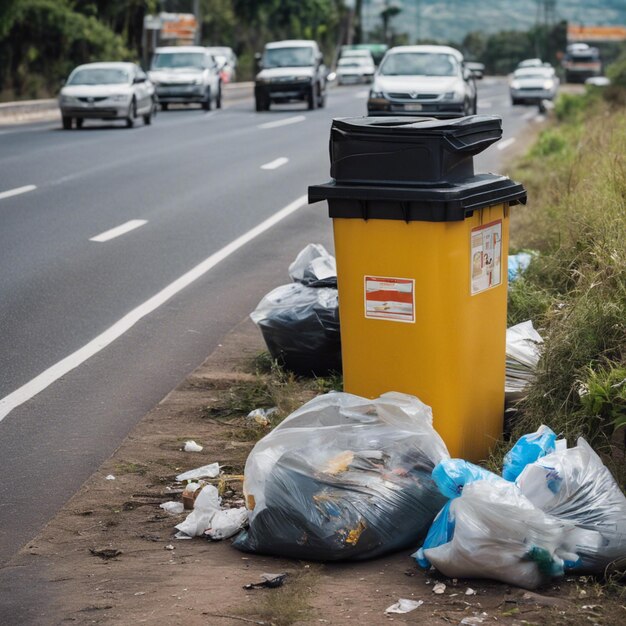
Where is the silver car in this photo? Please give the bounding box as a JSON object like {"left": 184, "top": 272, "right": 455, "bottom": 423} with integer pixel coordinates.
{"left": 59, "top": 62, "right": 155, "bottom": 130}
{"left": 336, "top": 57, "right": 375, "bottom": 85}
{"left": 367, "top": 45, "right": 477, "bottom": 118}
{"left": 510, "top": 66, "right": 559, "bottom": 105}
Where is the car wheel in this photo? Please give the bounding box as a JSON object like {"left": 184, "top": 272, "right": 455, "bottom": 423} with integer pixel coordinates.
{"left": 62, "top": 116, "right": 72, "bottom": 130}
{"left": 472, "top": 97, "right": 478, "bottom": 115}
{"left": 126, "top": 99, "right": 136, "bottom": 128}
{"left": 160, "top": 102, "right": 169, "bottom": 111}
{"left": 511, "top": 98, "right": 519, "bottom": 106}
{"left": 216, "top": 84, "right": 222, "bottom": 109}
{"left": 202, "top": 88, "right": 212, "bottom": 111}
{"left": 317, "top": 84, "right": 326, "bottom": 108}
{"left": 463, "top": 99, "right": 471, "bottom": 116}
{"left": 307, "top": 84, "right": 317, "bottom": 110}
{"left": 75, "top": 118, "right": 83, "bottom": 129}
{"left": 143, "top": 108, "right": 152, "bottom": 125}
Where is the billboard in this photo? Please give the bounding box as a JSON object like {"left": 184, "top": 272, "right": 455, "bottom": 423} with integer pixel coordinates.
{"left": 568, "top": 24, "right": 626, "bottom": 43}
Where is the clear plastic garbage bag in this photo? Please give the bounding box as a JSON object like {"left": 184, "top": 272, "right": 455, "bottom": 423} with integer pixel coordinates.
{"left": 423, "top": 480, "right": 585, "bottom": 589}
{"left": 250, "top": 282, "right": 341, "bottom": 375}
{"left": 508, "top": 252, "right": 533, "bottom": 283}
{"left": 502, "top": 424, "right": 557, "bottom": 482}
{"left": 288, "top": 243, "right": 337, "bottom": 288}
{"left": 232, "top": 391, "right": 449, "bottom": 561}
{"left": 517, "top": 438, "right": 626, "bottom": 573}
{"left": 505, "top": 320, "right": 544, "bottom": 403}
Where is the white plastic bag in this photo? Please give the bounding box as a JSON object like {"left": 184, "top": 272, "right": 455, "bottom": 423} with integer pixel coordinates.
{"left": 424, "top": 480, "right": 584, "bottom": 589}
{"left": 175, "top": 485, "right": 221, "bottom": 537}
{"left": 233, "top": 391, "right": 449, "bottom": 561}
{"left": 205, "top": 507, "right": 249, "bottom": 540}
{"left": 505, "top": 320, "right": 543, "bottom": 402}
{"left": 288, "top": 243, "right": 337, "bottom": 287}
{"left": 517, "top": 438, "right": 626, "bottom": 573}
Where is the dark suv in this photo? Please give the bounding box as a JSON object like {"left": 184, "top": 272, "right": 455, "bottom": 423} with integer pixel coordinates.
{"left": 254, "top": 40, "right": 326, "bottom": 111}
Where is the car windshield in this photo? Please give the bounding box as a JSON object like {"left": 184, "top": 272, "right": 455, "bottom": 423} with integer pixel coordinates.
{"left": 379, "top": 52, "right": 458, "bottom": 76}
{"left": 339, "top": 58, "right": 368, "bottom": 67}
{"left": 68, "top": 68, "right": 129, "bottom": 85}
{"left": 152, "top": 52, "right": 205, "bottom": 69}
{"left": 263, "top": 47, "right": 314, "bottom": 68}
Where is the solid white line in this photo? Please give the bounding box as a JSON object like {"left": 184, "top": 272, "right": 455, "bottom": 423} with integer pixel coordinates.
{"left": 0, "top": 194, "right": 309, "bottom": 423}
{"left": 89, "top": 219, "right": 147, "bottom": 242}
{"left": 261, "top": 157, "right": 289, "bottom": 170}
{"left": 497, "top": 137, "right": 516, "bottom": 151}
{"left": 258, "top": 115, "right": 306, "bottom": 130}
{"left": 0, "top": 184, "right": 37, "bottom": 201}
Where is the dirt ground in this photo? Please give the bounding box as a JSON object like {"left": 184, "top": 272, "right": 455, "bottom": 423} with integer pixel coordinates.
{"left": 1, "top": 318, "right": 623, "bottom": 626}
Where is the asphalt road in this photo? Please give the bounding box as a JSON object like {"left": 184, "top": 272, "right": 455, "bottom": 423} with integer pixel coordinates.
{"left": 0, "top": 78, "right": 543, "bottom": 565}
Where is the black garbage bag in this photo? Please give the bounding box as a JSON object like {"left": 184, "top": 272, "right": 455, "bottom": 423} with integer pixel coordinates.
{"left": 250, "top": 283, "right": 341, "bottom": 376}
{"left": 232, "top": 392, "right": 449, "bottom": 561}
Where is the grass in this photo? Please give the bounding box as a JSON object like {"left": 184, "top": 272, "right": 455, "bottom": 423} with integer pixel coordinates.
{"left": 499, "top": 89, "right": 626, "bottom": 485}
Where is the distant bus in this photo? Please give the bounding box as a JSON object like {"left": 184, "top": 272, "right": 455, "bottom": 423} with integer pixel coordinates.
{"left": 340, "top": 44, "right": 388, "bottom": 66}
{"left": 563, "top": 43, "right": 601, "bottom": 83}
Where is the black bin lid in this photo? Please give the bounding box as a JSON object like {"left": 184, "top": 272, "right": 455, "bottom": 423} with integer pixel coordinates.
{"left": 330, "top": 115, "right": 503, "bottom": 186}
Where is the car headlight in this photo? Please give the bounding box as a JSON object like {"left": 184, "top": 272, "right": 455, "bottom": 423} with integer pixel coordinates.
{"left": 256, "top": 78, "right": 270, "bottom": 85}
{"left": 192, "top": 78, "right": 203, "bottom": 85}
{"left": 511, "top": 81, "right": 520, "bottom": 90}
{"left": 444, "top": 90, "right": 463, "bottom": 101}
{"left": 60, "top": 95, "right": 78, "bottom": 104}
{"left": 543, "top": 80, "right": 554, "bottom": 90}
{"left": 110, "top": 94, "right": 130, "bottom": 102}
{"left": 295, "top": 76, "right": 311, "bottom": 83}
{"left": 369, "top": 89, "right": 385, "bottom": 99}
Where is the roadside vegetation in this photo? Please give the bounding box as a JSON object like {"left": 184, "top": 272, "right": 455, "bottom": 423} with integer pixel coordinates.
{"left": 502, "top": 72, "right": 626, "bottom": 484}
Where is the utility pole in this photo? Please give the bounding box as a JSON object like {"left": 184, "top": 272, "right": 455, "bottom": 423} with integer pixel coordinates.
{"left": 193, "top": 0, "right": 201, "bottom": 44}
{"left": 416, "top": 0, "right": 422, "bottom": 44}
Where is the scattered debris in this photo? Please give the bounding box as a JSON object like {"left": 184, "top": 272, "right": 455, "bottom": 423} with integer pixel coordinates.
{"left": 159, "top": 501, "right": 184, "bottom": 515}
{"left": 174, "top": 531, "right": 192, "bottom": 540}
{"left": 505, "top": 320, "right": 543, "bottom": 403}
{"left": 433, "top": 582, "right": 446, "bottom": 594}
{"left": 105, "top": 475, "right": 115, "bottom": 481}
{"left": 460, "top": 614, "right": 487, "bottom": 625}
{"left": 183, "top": 440, "right": 203, "bottom": 452}
{"left": 385, "top": 599, "right": 423, "bottom": 614}
{"left": 243, "top": 572, "right": 287, "bottom": 590}
{"left": 465, "top": 588, "right": 477, "bottom": 596}
{"left": 176, "top": 463, "right": 220, "bottom": 482}
{"left": 204, "top": 507, "right": 249, "bottom": 541}
{"left": 89, "top": 548, "right": 122, "bottom": 560}
{"left": 164, "top": 544, "right": 175, "bottom": 551}
{"left": 246, "top": 407, "right": 278, "bottom": 427}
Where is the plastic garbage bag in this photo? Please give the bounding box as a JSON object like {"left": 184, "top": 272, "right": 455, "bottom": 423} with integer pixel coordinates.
{"left": 415, "top": 459, "right": 506, "bottom": 567}
{"left": 250, "top": 282, "right": 341, "bottom": 375}
{"left": 205, "top": 507, "right": 249, "bottom": 541}
{"left": 505, "top": 320, "right": 543, "bottom": 403}
{"left": 175, "top": 485, "right": 221, "bottom": 537}
{"left": 508, "top": 252, "right": 533, "bottom": 282}
{"left": 517, "top": 438, "right": 626, "bottom": 573}
{"left": 423, "top": 479, "right": 584, "bottom": 589}
{"left": 288, "top": 243, "right": 337, "bottom": 288}
{"left": 232, "top": 391, "right": 449, "bottom": 561}
{"left": 502, "top": 425, "right": 556, "bottom": 482}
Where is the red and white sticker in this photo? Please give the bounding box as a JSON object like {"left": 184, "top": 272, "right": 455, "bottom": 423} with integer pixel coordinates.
{"left": 364, "top": 276, "right": 415, "bottom": 323}
{"left": 470, "top": 219, "right": 502, "bottom": 295}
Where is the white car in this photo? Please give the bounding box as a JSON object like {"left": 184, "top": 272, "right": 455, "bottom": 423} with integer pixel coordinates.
{"left": 206, "top": 46, "right": 238, "bottom": 83}
{"left": 336, "top": 57, "right": 375, "bottom": 84}
{"left": 149, "top": 46, "right": 222, "bottom": 110}
{"left": 368, "top": 45, "right": 477, "bottom": 118}
{"left": 59, "top": 62, "right": 155, "bottom": 130}
{"left": 510, "top": 66, "right": 559, "bottom": 105}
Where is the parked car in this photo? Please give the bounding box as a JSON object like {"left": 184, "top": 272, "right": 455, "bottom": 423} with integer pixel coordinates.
{"left": 58, "top": 62, "right": 155, "bottom": 130}
{"left": 206, "top": 46, "right": 238, "bottom": 83}
{"left": 148, "top": 46, "right": 221, "bottom": 110}
{"left": 367, "top": 45, "right": 477, "bottom": 118}
{"left": 336, "top": 56, "right": 375, "bottom": 84}
{"left": 254, "top": 40, "right": 327, "bottom": 111}
{"left": 510, "top": 66, "right": 559, "bottom": 105}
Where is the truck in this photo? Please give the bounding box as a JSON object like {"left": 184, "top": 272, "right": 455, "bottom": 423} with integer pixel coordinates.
{"left": 563, "top": 43, "right": 602, "bottom": 83}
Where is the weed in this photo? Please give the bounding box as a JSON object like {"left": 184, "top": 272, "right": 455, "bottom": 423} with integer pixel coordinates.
{"left": 114, "top": 461, "right": 148, "bottom": 476}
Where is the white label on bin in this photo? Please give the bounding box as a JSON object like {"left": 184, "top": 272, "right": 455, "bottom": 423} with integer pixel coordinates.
{"left": 470, "top": 219, "right": 502, "bottom": 295}
{"left": 364, "top": 276, "right": 415, "bottom": 323}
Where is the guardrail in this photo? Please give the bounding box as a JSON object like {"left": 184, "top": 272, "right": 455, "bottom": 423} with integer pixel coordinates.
{"left": 0, "top": 82, "right": 254, "bottom": 124}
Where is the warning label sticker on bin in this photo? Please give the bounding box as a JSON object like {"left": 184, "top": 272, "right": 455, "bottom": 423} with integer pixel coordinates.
{"left": 364, "top": 276, "right": 415, "bottom": 323}
{"left": 471, "top": 219, "right": 502, "bottom": 295}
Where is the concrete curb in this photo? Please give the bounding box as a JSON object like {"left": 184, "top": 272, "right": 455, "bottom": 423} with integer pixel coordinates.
{"left": 0, "top": 82, "right": 254, "bottom": 125}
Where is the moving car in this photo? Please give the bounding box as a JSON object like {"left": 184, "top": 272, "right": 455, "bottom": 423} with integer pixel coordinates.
{"left": 206, "top": 46, "right": 237, "bottom": 83}
{"left": 516, "top": 58, "right": 543, "bottom": 69}
{"left": 336, "top": 56, "right": 375, "bottom": 84}
{"left": 254, "top": 40, "right": 327, "bottom": 111}
{"left": 59, "top": 62, "right": 155, "bottom": 130}
{"left": 367, "top": 45, "right": 477, "bottom": 118}
{"left": 563, "top": 43, "right": 601, "bottom": 83}
{"left": 465, "top": 62, "right": 485, "bottom": 80}
{"left": 510, "top": 66, "right": 559, "bottom": 105}
{"left": 149, "top": 46, "right": 221, "bottom": 110}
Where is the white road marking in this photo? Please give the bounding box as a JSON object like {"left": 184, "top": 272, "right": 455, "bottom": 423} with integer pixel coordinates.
{"left": 0, "top": 184, "right": 37, "bottom": 201}
{"left": 89, "top": 219, "right": 148, "bottom": 242}
{"left": 261, "top": 157, "right": 289, "bottom": 170}
{"left": 258, "top": 115, "right": 306, "bottom": 130}
{"left": 497, "top": 137, "right": 517, "bottom": 151}
{"left": 0, "top": 194, "right": 309, "bottom": 423}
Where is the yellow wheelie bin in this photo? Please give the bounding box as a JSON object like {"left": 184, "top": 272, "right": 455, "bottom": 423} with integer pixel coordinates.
{"left": 309, "top": 116, "right": 526, "bottom": 461}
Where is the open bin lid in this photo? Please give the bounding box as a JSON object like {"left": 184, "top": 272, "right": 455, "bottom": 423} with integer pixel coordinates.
{"left": 330, "top": 115, "right": 503, "bottom": 185}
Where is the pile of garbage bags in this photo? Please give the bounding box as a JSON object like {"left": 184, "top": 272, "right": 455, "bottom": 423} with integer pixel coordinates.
{"left": 505, "top": 320, "right": 543, "bottom": 403}
{"left": 415, "top": 426, "right": 626, "bottom": 588}
{"left": 233, "top": 391, "right": 449, "bottom": 561}
{"left": 250, "top": 244, "right": 341, "bottom": 376}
